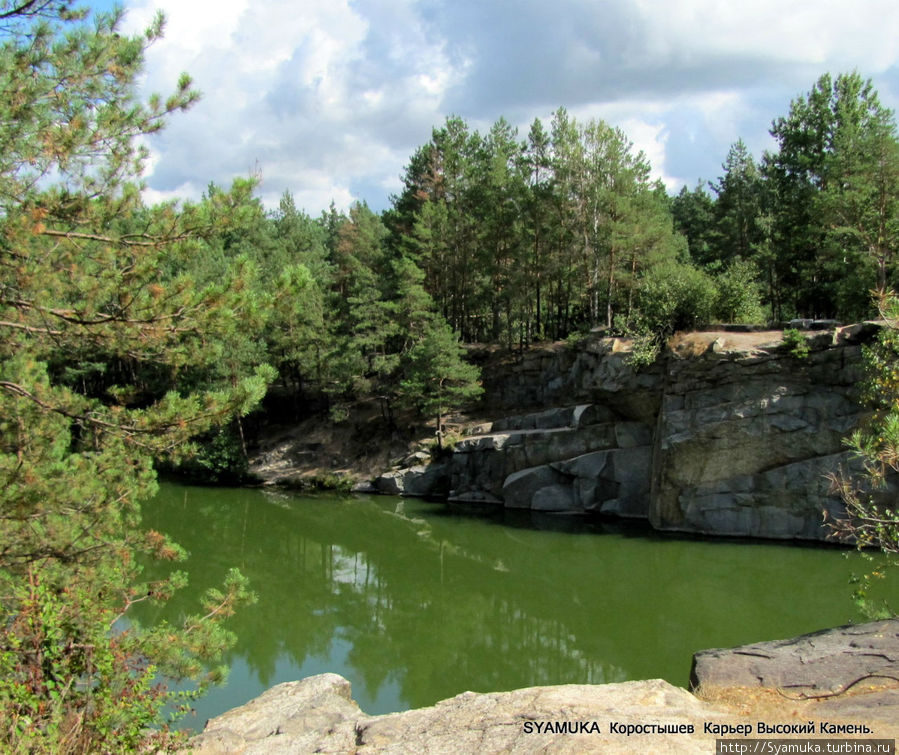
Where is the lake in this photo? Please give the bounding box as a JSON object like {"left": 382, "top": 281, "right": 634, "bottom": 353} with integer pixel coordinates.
{"left": 138, "top": 480, "right": 897, "bottom": 732}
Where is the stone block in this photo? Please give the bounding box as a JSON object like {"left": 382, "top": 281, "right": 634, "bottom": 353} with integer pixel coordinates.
{"left": 532, "top": 484, "right": 578, "bottom": 512}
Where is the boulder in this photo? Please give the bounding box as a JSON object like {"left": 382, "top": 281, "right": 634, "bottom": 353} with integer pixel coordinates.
{"left": 690, "top": 619, "right": 899, "bottom": 701}
{"left": 502, "top": 464, "right": 569, "bottom": 510}
{"left": 374, "top": 462, "right": 449, "bottom": 497}
{"left": 187, "top": 673, "right": 361, "bottom": 754}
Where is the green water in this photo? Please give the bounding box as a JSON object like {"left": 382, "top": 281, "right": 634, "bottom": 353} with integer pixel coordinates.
{"left": 139, "top": 481, "right": 896, "bottom": 732}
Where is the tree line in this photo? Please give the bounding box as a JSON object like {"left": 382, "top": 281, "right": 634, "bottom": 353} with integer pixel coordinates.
{"left": 215, "top": 71, "right": 899, "bottom": 413}
{"left": 673, "top": 73, "right": 899, "bottom": 323}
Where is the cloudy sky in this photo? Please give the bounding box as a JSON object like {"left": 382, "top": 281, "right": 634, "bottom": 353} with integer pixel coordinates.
{"left": 90, "top": 0, "right": 899, "bottom": 213}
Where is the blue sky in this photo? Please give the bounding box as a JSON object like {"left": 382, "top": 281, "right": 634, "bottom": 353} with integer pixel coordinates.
{"left": 86, "top": 0, "right": 899, "bottom": 214}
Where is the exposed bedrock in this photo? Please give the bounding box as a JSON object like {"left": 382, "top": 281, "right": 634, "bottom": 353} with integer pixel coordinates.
{"left": 375, "top": 324, "right": 881, "bottom": 542}
{"left": 186, "top": 620, "right": 899, "bottom": 753}
{"left": 690, "top": 618, "right": 899, "bottom": 697}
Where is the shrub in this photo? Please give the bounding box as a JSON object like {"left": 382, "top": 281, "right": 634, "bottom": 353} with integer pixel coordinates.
{"left": 634, "top": 261, "right": 717, "bottom": 335}
{"left": 828, "top": 292, "right": 899, "bottom": 617}
{"left": 714, "top": 259, "right": 765, "bottom": 324}
{"left": 781, "top": 328, "right": 810, "bottom": 359}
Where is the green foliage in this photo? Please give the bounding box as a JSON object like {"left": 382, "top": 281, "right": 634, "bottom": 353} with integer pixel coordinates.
{"left": 633, "top": 261, "right": 717, "bottom": 335}
{"left": 765, "top": 72, "right": 899, "bottom": 320}
{"left": 563, "top": 329, "right": 590, "bottom": 349}
{"left": 398, "top": 320, "right": 483, "bottom": 445}
{"left": 671, "top": 182, "right": 718, "bottom": 267}
{"left": 829, "top": 293, "right": 899, "bottom": 617}
{"left": 781, "top": 328, "right": 810, "bottom": 359}
{"left": 713, "top": 259, "right": 766, "bottom": 323}
{"left": 615, "top": 262, "right": 717, "bottom": 368}
{"left": 302, "top": 473, "right": 355, "bottom": 493}
{"left": 709, "top": 139, "right": 766, "bottom": 266}
{"left": 0, "top": 3, "right": 272, "bottom": 750}
{"left": 390, "top": 109, "right": 685, "bottom": 345}
{"left": 168, "top": 424, "right": 250, "bottom": 484}
{"left": 623, "top": 329, "right": 663, "bottom": 369}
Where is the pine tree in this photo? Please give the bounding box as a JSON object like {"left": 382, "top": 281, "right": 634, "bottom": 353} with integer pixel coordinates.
{"left": 0, "top": 3, "right": 270, "bottom": 749}
{"left": 765, "top": 72, "right": 899, "bottom": 319}
{"left": 710, "top": 139, "right": 765, "bottom": 264}
{"left": 398, "top": 321, "right": 482, "bottom": 447}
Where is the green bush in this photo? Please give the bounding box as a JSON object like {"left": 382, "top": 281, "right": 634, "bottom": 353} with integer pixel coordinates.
{"left": 781, "top": 328, "right": 810, "bottom": 359}
{"left": 714, "top": 259, "right": 765, "bottom": 324}
{"left": 828, "top": 293, "right": 899, "bottom": 617}
{"left": 166, "top": 425, "right": 250, "bottom": 484}
{"left": 634, "top": 261, "right": 717, "bottom": 335}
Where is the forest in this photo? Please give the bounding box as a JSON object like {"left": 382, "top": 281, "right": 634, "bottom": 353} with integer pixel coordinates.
{"left": 1, "top": 0, "right": 898, "bottom": 751}
{"left": 203, "top": 69, "right": 899, "bottom": 421}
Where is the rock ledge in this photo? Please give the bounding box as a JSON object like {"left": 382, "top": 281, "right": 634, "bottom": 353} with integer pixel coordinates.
{"left": 187, "top": 620, "right": 899, "bottom": 754}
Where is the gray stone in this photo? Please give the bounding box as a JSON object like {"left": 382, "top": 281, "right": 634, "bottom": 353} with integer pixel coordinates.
{"left": 690, "top": 619, "right": 899, "bottom": 698}
{"left": 376, "top": 326, "right": 879, "bottom": 541}
{"left": 501, "top": 465, "right": 565, "bottom": 509}
{"left": 374, "top": 463, "right": 448, "bottom": 497}
{"left": 573, "top": 403, "right": 618, "bottom": 427}
{"left": 187, "top": 650, "right": 899, "bottom": 754}
{"left": 373, "top": 470, "right": 406, "bottom": 495}
{"left": 187, "top": 673, "right": 361, "bottom": 754}
{"left": 401, "top": 450, "right": 431, "bottom": 466}
{"left": 614, "top": 421, "right": 652, "bottom": 447}
{"left": 186, "top": 674, "right": 747, "bottom": 754}
{"left": 532, "top": 483, "right": 578, "bottom": 512}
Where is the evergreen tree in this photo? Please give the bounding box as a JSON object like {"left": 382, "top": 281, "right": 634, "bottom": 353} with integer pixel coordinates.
{"left": 819, "top": 82, "right": 899, "bottom": 301}
{"left": 670, "top": 182, "right": 718, "bottom": 268}
{"left": 764, "top": 72, "right": 899, "bottom": 319}
{"left": 398, "top": 320, "right": 482, "bottom": 447}
{"left": 522, "top": 118, "right": 553, "bottom": 340}
{"left": 266, "top": 191, "right": 331, "bottom": 396}
{"left": 710, "top": 139, "right": 765, "bottom": 265}
{"left": 0, "top": 4, "right": 269, "bottom": 749}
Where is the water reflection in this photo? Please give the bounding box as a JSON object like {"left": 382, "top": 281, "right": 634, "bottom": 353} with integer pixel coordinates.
{"left": 138, "top": 482, "right": 895, "bottom": 731}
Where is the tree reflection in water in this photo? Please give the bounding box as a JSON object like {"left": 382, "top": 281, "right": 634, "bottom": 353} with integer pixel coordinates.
{"left": 138, "top": 482, "right": 894, "bottom": 730}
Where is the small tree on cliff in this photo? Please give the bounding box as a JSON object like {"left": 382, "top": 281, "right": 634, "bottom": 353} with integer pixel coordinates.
{"left": 399, "top": 320, "right": 482, "bottom": 447}
{"left": 829, "top": 292, "right": 899, "bottom": 617}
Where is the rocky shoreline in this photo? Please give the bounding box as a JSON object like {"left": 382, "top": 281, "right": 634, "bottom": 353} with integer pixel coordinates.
{"left": 221, "top": 325, "right": 899, "bottom": 752}
{"left": 249, "top": 325, "right": 881, "bottom": 546}
{"left": 186, "top": 619, "right": 899, "bottom": 753}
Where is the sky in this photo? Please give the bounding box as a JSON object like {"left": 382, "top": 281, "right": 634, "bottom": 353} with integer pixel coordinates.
{"left": 87, "top": 0, "right": 899, "bottom": 214}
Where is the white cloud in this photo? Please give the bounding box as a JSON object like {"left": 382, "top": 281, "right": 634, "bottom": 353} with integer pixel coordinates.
{"left": 620, "top": 119, "right": 675, "bottom": 190}
{"left": 632, "top": 0, "right": 899, "bottom": 71}
{"left": 114, "top": 0, "right": 899, "bottom": 212}
{"left": 121, "top": 0, "right": 459, "bottom": 211}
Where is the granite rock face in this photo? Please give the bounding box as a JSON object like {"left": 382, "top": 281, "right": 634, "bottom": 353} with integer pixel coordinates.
{"left": 650, "top": 330, "right": 866, "bottom": 538}
{"left": 690, "top": 618, "right": 899, "bottom": 697}
{"left": 186, "top": 674, "right": 737, "bottom": 754}
{"left": 187, "top": 620, "right": 899, "bottom": 753}
{"left": 376, "top": 325, "right": 878, "bottom": 542}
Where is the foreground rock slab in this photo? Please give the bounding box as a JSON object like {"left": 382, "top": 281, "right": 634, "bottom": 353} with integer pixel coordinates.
{"left": 690, "top": 618, "right": 899, "bottom": 738}
{"left": 186, "top": 662, "right": 899, "bottom": 753}
{"left": 691, "top": 619, "right": 899, "bottom": 695}
{"left": 186, "top": 675, "right": 736, "bottom": 754}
